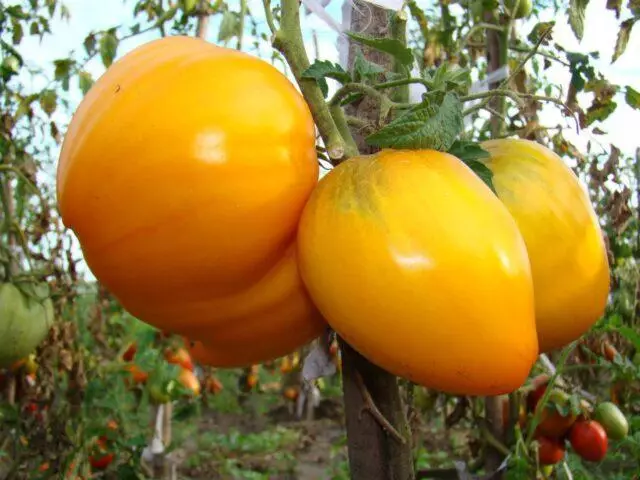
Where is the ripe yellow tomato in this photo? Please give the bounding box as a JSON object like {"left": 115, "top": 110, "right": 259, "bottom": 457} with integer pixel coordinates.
{"left": 480, "top": 139, "right": 610, "bottom": 352}
{"left": 297, "top": 149, "right": 538, "bottom": 396}
{"left": 56, "top": 36, "right": 323, "bottom": 363}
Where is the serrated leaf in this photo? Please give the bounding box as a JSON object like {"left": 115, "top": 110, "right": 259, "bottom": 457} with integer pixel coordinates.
{"left": 218, "top": 10, "right": 240, "bottom": 43}
{"left": 78, "top": 71, "right": 94, "bottom": 95}
{"left": 345, "top": 31, "right": 414, "bottom": 68}
{"left": 301, "top": 60, "right": 350, "bottom": 98}
{"left": 464, "top": 160, "right": 496, "bottom": 193}
{"left": 99, "top": 31, "right": 118, "bottom": 67}
{"left": 353, "top": 50, "right": 385, "bottom": 82}
{"left": 612, "top": 18, "right": 636, "bottom": 63}
{"left": 567, "top": 0, "right": 589, "bottom": 41}
{"left": 625, "top": 86, "right": 640, "bottom": 110}
{"left": 39, "top": 89, "right": 57, "bottom": 115}
{"left": 365, "top": 92, "right": 463, "bottom": 150}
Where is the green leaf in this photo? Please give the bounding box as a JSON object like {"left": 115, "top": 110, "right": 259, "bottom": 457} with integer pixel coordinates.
{"left": 11, "top": 19, "right": 24, "bottom": 45}
{"left": 448, "top": 140, "right": 496, "bottom": 193}
{"left": 625, "top": 85, "right": 640, "bottom": 109}
{"left": 612, "top": 18, "right": 636, "bottom": 63}
{"left": 422, "top": 64, "right": 471, "bottom": 95}
{"left": 567, "top": 0, "right": 589, "bottom": 41}
{"left": 99, "top": 31, "right": 119, "bottom": 67}
{"left": 301, "top": 60, "right": 351, "bottom": 98}
{"left": 53, "top": 58, "right": 74, "bottom": 90}
{"left": 617, "top": 326, "right": 640, "bottom": 350}
{"left": 29, "top": 21, "right": 40, "bottom": 35}
{"left": 39, "top": 89, "right": 57, "bottom": 115}
{"left": 83, "top": 34, "right": 96, "bottom": 55}
{"left": 345, "top": 31, "right": 414, "bottom": 68}
{"left": 218, "top": 10, "right": 240, "bottom": 43}
{"left": 78, "top": 71, "right": 94, "bottom": 95}
{"left": 353, "top": 50, "right": 385, "bottom": 82}
{"left": 365, "top": 92, "right": 463, "bottom": 151}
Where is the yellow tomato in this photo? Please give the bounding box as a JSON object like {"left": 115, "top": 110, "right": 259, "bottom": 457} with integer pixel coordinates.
{"left": 480, "top": 139, "right": 610, "bottom": 352}
{"left": 56, "top": 36, "right": 323, "bottom": 362}
{"left": 297, "top": 149, "right": 538, "bottom": 396}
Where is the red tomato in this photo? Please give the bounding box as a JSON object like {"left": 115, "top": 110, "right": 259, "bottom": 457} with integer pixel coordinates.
{"left": 89, "top": 452, "right": 114, "bottom": 470}
{"left": 537, "top": 436, "right": 565, "bottom": 465}
{"left": 164, "top": 347, "right": 194, "bottom": 371}
{"left": 569, "top": 420, "right": 608, "bottom": 462}
{"left": 122, "top": 342, "right": 137, "bottom": 362}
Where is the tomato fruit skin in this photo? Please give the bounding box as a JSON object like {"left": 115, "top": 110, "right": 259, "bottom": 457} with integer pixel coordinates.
{"left": 297, "top": 149, "right": 538, "bottom": 395}
{"left": 56, "top": 36, "right": 323, "bottom": 364}
{"left": 479, "top": 139, "right": 610, "bottom": 352}
{"left": 178, "top": 368, "right": 201, "bottom": 396}
{"left": 89, "top": 452, "right": 114, "bottom": 470}
{"left": 569, "top": 420, "right": 608, "bottom": 462}
{"left": 594, "top": 401, "right": 628, "bottom": 440}
{"left": 536, "top": 436, "right": 565, "bottom": 465}
{"left": 504, "top": 0, "right": 533, "bottom": 18}
{"left": 164, "top": 347, "right": 194, "bottom": 371}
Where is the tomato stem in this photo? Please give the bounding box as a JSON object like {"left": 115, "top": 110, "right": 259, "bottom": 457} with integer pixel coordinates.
{"left": 269, "top": 0, "right": 355, "bottom": 163}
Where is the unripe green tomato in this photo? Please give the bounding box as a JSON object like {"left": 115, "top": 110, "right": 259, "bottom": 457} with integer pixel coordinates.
{"left": 594, "top": 401, "right": 629, "bottom": 440}
{"left": 504, "top": 0, "right": 533, "bottom": 19}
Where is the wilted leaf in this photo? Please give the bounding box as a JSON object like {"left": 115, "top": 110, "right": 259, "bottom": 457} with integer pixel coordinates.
{"left": 39, "top": 89, "right": 57, "bottom": 115}
{"left": 99, "top": 30, "right": 119, "bottom": 67}
{"left": 527, "top": 22, "right": 555, "bottom": 45}
{"left": 585, "top": 99, "right": 617, "bottom": 125}
{"left": 606, "top": 0, "right": 623, "bottom": 17}
{"left": 301, "top": 60, "right": 351, "bottom": 98}
{"left": 567, "top": 0, "right": 589, "bottom": 41}
{"left": 365, "top": 92, "right": 463, "bottom": 150}
{"left": 346, "top": 31, "right": 414, "bottom": 68}
{"left": 625, "top": 85, "right": 640, "bottom": 109}
{"left": 612, "top": 18, "right": 636, "bottom": 63}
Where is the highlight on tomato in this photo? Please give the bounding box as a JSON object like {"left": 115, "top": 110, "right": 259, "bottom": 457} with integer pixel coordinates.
{"left": 296, "top": 148, "right": 539, "bottom": 396}
{"left": 56, "top": 35, "right": 325, "bottom": 368}
{"left": 479, "top": 138, "right": 610, "bottom": 353}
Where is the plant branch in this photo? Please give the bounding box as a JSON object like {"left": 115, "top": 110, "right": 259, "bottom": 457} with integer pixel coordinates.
{"left": 236, "top": 0, "right": 247, "bottom": 50}
{"left": 262, "top": 0, "right": 277, "bottom": 35}
{"left": 270, "top": 0, "right": 354, "bottom": 162}
{"left": 196, "top": 0, "right": 210, "bottom": 38}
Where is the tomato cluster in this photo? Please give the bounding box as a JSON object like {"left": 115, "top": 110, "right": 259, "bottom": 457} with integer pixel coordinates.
{"left": 57, "top": 35, "right": 609, "bottom": 396}
{"left": 521, "top": 376, "right": 629, "bottom": 468}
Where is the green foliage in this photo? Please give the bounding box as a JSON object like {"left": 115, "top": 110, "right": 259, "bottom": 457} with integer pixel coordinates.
{"left": 366, "top": 92, "right": 464, "bottom": 150}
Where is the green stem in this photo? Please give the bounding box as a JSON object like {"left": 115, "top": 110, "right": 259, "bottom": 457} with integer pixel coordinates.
{"left": 331, "top": 106, "right": 360, "bottom": 156}
{"left": 459, "top": 22, "right": 506, "bottom": 49}
{"left": 262, "top": 0, "right": 277, "bottom": 34}
{"left": 271, "top": 0, "right": 351, "bottom": 162}
{"left": 236, "top": 0, "right": 247, "bottom": 50}
{"left": 390, "top": 10, "right": 409, "bottom": 106}
{"left": 525, "top": 345, "right": 576, "bottom": 445}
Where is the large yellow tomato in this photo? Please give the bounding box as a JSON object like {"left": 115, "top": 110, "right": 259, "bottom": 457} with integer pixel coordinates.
{"left": 56, "top": 36, "right": 324, "bottom": 363}
{"left": 297, "top": 149, "right": 539, "bottom": 396}
{"left": 479, "top": 139, "right": 610, "bottom": 352}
